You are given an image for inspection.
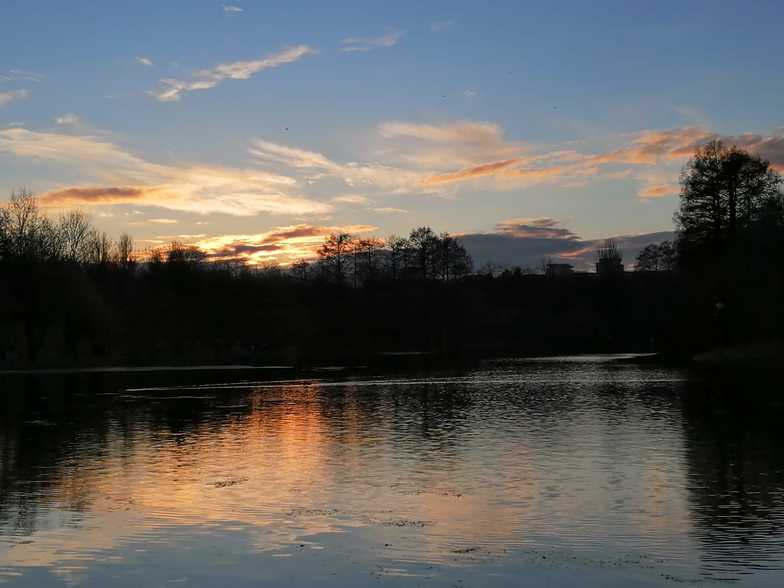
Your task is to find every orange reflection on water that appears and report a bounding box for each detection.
[1,376,698,583]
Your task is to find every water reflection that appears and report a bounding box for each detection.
[1,363,783,586]
[681,379,784,582]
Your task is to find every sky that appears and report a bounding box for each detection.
[1,0,783,269]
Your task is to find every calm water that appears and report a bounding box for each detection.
[1,359,783,587]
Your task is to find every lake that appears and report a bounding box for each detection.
[1,358,783,586]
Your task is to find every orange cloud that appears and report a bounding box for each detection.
[194,223,378,266]
[590,127,713,165]
[421,158,524,185]
[1,129,332,217]
[500,166,572,181]
[422,159,572,187]
[38,186,149,206]
[639,184,679,199]
[417,126,784,192]
[36,178,330,217]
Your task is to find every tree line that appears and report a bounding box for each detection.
[0,188,473,284]
[1,141,782,367]
[0,188,135,266]
[308,227,473,285]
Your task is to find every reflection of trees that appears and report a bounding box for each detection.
[6,366,784,582]
[0,371,247,536]
[681,373,784,576]
[1,374,108,534]
[0,371,483,537]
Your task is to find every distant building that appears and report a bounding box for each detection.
[545,263,574,277]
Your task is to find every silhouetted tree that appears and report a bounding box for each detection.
[0,189,60,261]
[58,210,93,262]
[83,230,114,265]
[675,141,781,256]
[636,244,659,272]
[595,239,623,276]
[636,241,676,272]
[659,240,675,271]
[408,227,439,280]
[166,241,206,266]
[386,235,408,280]
[291,259,309,281]
[356,237,383,284]
[436,233,472,281]
[318,232,353,284]
[116,233,135,267]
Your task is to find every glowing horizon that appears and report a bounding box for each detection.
[2,1,782,268]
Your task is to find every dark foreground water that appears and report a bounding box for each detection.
[1,358,783,587]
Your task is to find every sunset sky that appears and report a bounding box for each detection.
[1,0,783,268]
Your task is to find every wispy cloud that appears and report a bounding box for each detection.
[0,69,42,83]
[422,160,564,186]
[148,233,207,241]
[135,56,154,67]
[222,4,243,13]
[250,122,784,205]
[430,20,453,33]
[377,120,524,169]
[0,89,29,108]
[332,194,370,204]
[380,123,784,192]
[55,113,81,126]
[0,127,332,217]
[372,207,407,214]
[148,218,178,224]
[249,139,427,193]
[151,45,315,102]
[340,30,404,53]
[379,120,506,144]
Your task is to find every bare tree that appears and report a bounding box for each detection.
[166,241,206,265]
[437,233,472,281]
[116,233,135,267]
[386,235,408,280]
[58,210,92,262]
[408,227,439,280]
[351,237,384,285]
[290,259,309,281]
[147,247,164,266]
[318,232,353,284]
[1,189,42,259]
[83,230,114,265]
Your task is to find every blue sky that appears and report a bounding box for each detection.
[1,0,783,266]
